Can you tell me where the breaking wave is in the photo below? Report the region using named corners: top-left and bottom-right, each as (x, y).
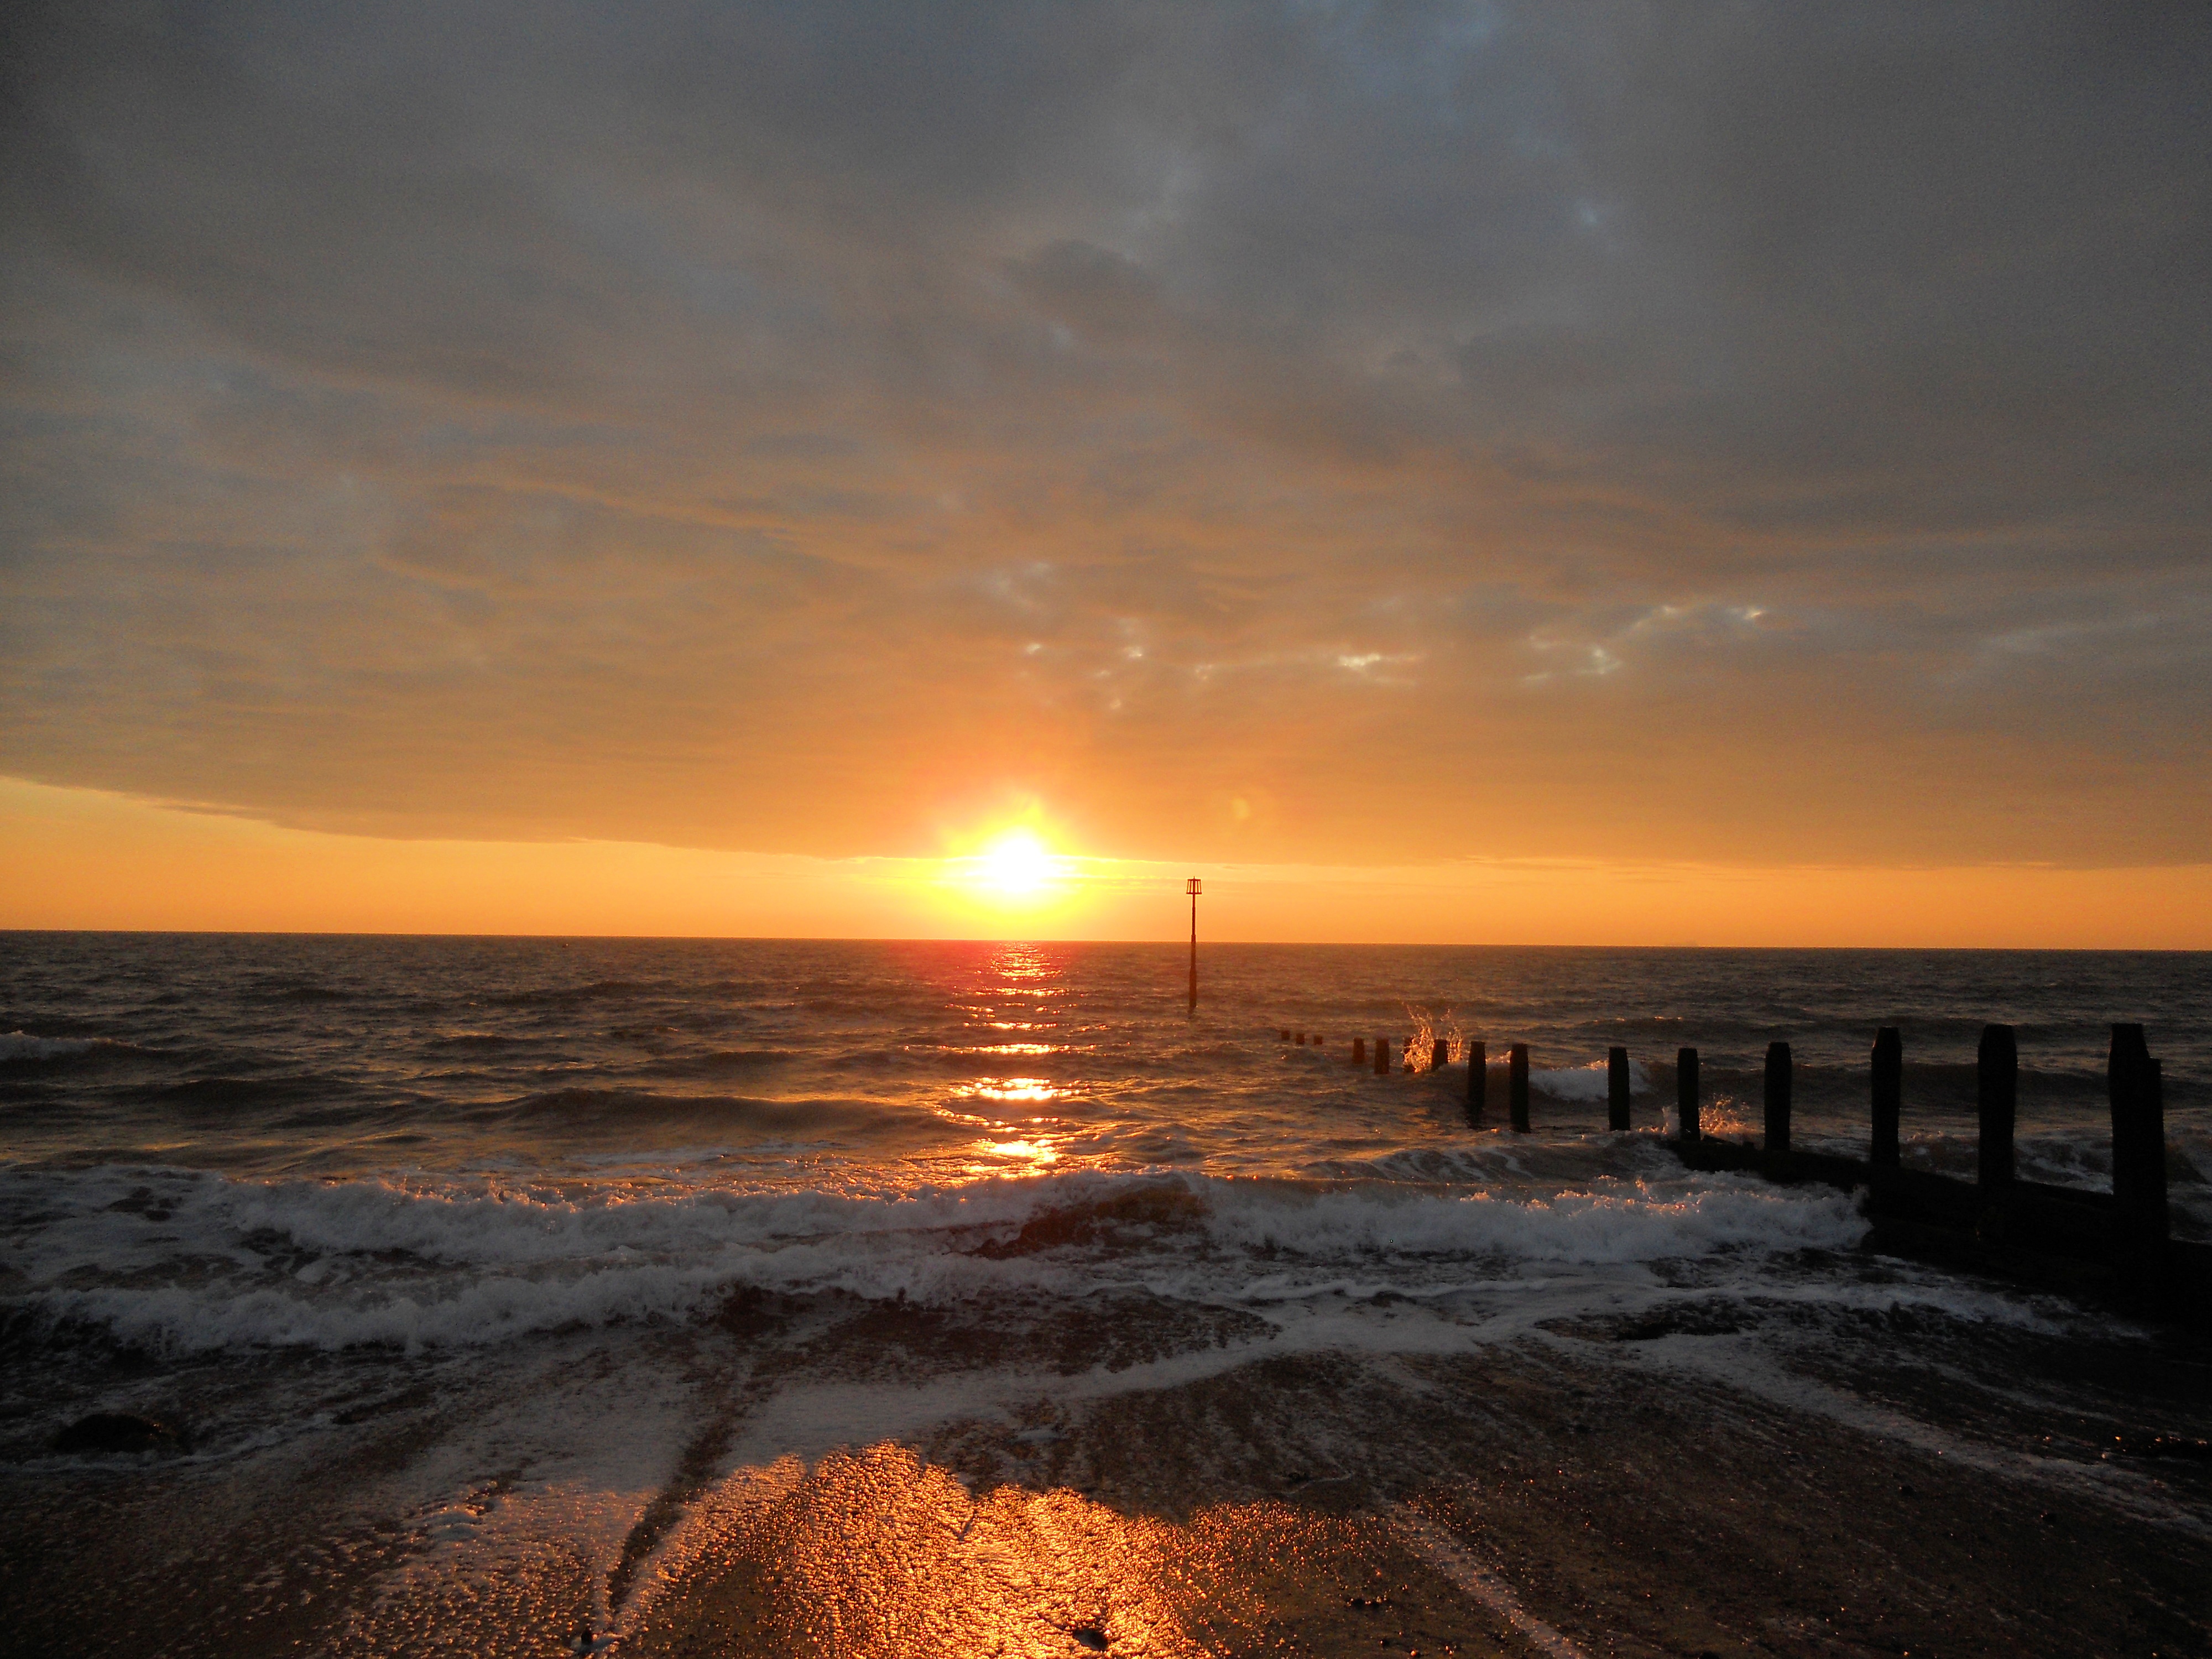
top-left (2, 1162), bottom-right (1867, 1354)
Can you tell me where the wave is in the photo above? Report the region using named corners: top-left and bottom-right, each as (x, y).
top-left (488, 979), bottom-right (662, 1009)
top-left (1, 1164), bottom-right (1869, 1354)
top-left (492, 1087), bottom-right (941, 1142)
top-left (1457, 1060), bottom-right (1652, 1102)
top-left (655, 1049), bottom-right (799, 1077)
top-left (125, 1076), bottom-right (336, 1111)
top-left (0, 1032), bottom-right (108, 1062)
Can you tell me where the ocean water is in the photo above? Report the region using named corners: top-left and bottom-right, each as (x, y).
top-left (2, 933), bottom-right (2205, 1360)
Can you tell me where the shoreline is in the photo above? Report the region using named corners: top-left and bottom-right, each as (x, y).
top-left (7, 1248), bottom-right (2209, 1657)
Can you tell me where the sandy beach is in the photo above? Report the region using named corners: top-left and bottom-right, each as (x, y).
top-left (8, 1240), bottom-right (2209, 1659)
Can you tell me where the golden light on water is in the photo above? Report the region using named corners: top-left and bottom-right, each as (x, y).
top-left (985, 1138), bottom-right (1059, 1166)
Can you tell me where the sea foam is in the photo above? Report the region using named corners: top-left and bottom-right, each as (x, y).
top-left (4, 1163), bottom-right (1868, 1354)
top-left (0, 1031), bottom-right (103, 1060)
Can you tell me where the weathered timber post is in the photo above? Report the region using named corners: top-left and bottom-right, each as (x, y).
top-left (1432, 1037), bottom-right (1448, 1073)
top-left (1607, 1046), bottom-right (1631, 1132)
top-left (1352, 1037), bottom-right (1366, 1066)
top-left (1467, 1040), bottom-right (1487, 1123)
top-left (1676, 1047), bottom-right (1700, 1140)
top-left (1509, 1043), bottom-right (1530, 1133)
top-left (1295, 1032), bottom-right (1305, 1045)
top-left (1763, 1041), bottom-right (1792, 1166)
top-left (2110, 1024), bottom-right (2168, 1244)
top-left (1871, 1026), bottom-right (1903, 1167)
top-left (1976, 1024), bottom-right (2017, 1188)
top-left (1375, 1037), bottom-right (1390, 1076)
top-left (1279, 1029), bottom-right (1290, 1042)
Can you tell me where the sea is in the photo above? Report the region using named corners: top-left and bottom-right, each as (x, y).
top-left (6, 933), bottom-right (2210, 1653)
top-left (3, 934), bottom-right (2205, 1359)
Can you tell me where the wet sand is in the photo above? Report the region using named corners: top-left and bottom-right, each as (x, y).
top-left (6, 1253), bottom-right (2210, 1657)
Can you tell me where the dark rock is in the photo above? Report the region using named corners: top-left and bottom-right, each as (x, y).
top-left (1070, 1627), bottom-right (1108, 1650)
top-left (52, 1412), bottom-right (185, 1455)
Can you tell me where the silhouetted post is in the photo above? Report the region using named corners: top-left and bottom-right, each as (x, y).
top-left (1509, 1043), bottom-right (1530, 1133)
top-left (1976, 1024), bottom-right (2017, 1188)
top-left (2110, 1024), bottom-right (2168, 1243)
top-left (1279, 1029), bottom-right (1290, 1042)
top-left (1186, 879), bottom-right (1202, 1014)
top-left (1295, 1032), bottom-right (1305, 1045)
top-left (1871, 1027), bottom-right (1903, 1167)
top-left (1763, 1042), bottom-right (1792, 1164)
top-left (1607, 1046), bottom-right (1631, 1132)
top-left (1467, 1040), bottom-right (1487, 1122)
top-left (1375, 1038), bottom-right (1390, 1076)
top-left (1676, 1047), bottom-right (1700, 1140)
top-left (1352, 1037), bottom-right (1366, 1066)
top-left (1432, 1037), bottom-right (1448, 1073)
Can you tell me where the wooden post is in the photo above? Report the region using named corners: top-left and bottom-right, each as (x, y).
top-left (1375, 1038), bottom-right (1390, 1076)
top-left (1976, 1024), bottom-right (2017, 1188)
top-left (1431, 1037), bottom-right (1448, 1073)
top-left (1295, 1032), bottom-right (1305, 1045)
top-left (1467, 1040), bottom-right (1486, 1123)
top-left (1871, 1026), bottom-right (1902, 1167)
top-left (1676, 1047), bottom-right (1700, 1140)
top-left (1352, 1037), bottom-right (1365, 1066)
top-left (1509, 1043), bottom-right (1530, 1133)
top-left (1279, 1029), bottom-right (1289, 1042)
top-left (2110, 1024), bottom-right (2167, 1243)
top-left (1763, 1041), bottom-right (1792, 1164)
top-left (1607, 1046), bottom-right (1631, 1132)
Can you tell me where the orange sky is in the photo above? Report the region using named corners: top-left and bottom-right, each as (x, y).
top-left (4, 781), bottom-right (2206, 947)
top-left (3, 8), bottom-right (2207, 945)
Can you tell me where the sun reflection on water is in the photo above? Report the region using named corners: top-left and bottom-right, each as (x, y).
top-left (985, 1138), bottom-right (1060, 1166)
top-left (957, 1078), bottom-right (1064, 1103)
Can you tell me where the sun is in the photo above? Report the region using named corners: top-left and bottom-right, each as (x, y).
top-left (973, 828), bottom-right (1058, 900)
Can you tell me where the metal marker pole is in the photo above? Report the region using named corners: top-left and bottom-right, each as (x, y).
top-left (1186, 878), bottom-right (1202, 1014)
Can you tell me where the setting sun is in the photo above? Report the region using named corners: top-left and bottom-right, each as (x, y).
top-left (966, 829), bottom-right (1062, 902)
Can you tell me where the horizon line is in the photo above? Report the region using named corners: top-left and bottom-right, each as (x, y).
top-left (3, 926), bottom-right (2204, 954)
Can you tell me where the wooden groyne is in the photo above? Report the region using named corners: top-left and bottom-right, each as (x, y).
top-left (1281, 1020), bottom-right (2206, 1323)
top-left (1667, 1021), bottom-right (2206, 1322)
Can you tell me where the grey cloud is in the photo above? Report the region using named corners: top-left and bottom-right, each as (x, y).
top-left (2, 1), bottom-right (2206, 866)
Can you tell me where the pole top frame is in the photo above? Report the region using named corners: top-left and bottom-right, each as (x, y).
top-left (1187, 878), bottom-right (1203, 895)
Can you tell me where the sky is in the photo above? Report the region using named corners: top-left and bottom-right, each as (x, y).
top-left (2, 2), bottom-right (2207, 943)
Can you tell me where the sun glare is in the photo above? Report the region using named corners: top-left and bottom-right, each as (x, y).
top-left (972, 829), bottom-right (1059, 900)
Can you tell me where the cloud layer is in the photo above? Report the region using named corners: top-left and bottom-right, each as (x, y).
top-left (4, 1), bottom-right (2207, 865)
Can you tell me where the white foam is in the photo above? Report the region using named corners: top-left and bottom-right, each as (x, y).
top-left (3, 1162), bottom-right (1870, 1355)
top-left (1203, 1175), bottom-right (1865, 1265)
top-left (1525, 1059), bottom-right (1651, 1102)
top-left (0, 1031), bottom-right (101, 1059)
